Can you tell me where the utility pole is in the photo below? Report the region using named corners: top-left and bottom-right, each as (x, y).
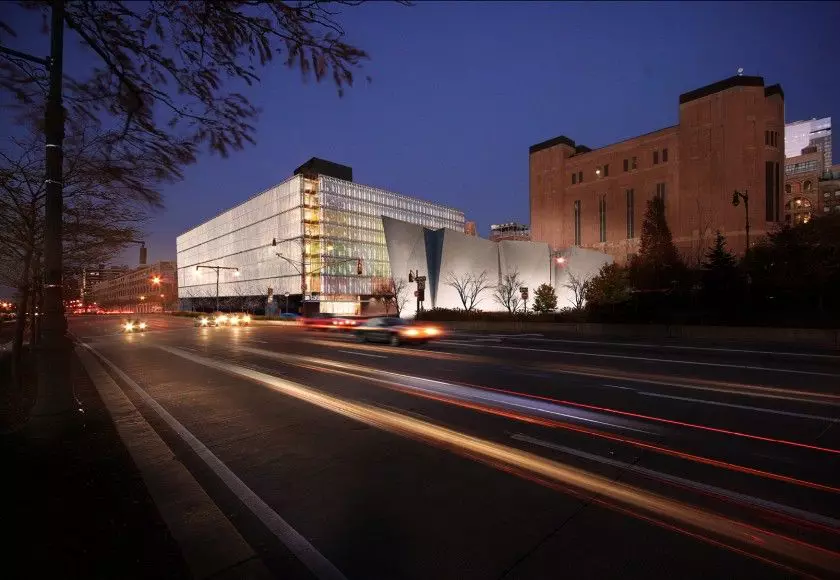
top-left (196, 265), bottom-right (239, 311)
top-left (732, 189), bottom-right (750, 253)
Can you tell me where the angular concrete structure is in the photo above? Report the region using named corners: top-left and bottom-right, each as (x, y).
top-left (382, 217), bottom-right (612, 317)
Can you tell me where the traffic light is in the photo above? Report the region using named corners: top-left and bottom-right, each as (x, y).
top-left (356, 258), bottom-right (363, 275)
top-left (417, 289), bottom-right (425, 302)
top-left (408, 270), bottom-right (414, 283)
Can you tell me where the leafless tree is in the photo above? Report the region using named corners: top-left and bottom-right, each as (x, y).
top-left (444, 270), bottom-right (492, 311)
top-left (688, 199), bottom-right (716, 267)
top-left (392, 278), bottom-right (410, 317)
top-left (564, 272), bottom-right (591, 310)
top-left (494, 270), bottom-right (524, 314)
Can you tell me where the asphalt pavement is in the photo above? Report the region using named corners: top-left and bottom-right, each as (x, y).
top-left (70, 314), bottom-right (840, 579)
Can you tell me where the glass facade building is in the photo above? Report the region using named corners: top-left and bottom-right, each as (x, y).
top-left (177, 169), bottom-right (464, 314)
top-left (785, 117), bottom-right (832, 169)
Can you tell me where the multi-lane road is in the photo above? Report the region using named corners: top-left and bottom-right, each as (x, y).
top-left (70, 314), bottom-right (840, 579)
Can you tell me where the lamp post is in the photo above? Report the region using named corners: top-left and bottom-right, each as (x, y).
top-left (549, 252), bottom-right (566, 287)
top-left (732, 189), bottom-right (750, 253)
top-left (284, 292), bottom-right (290, 314)
top-left (196, 265), bottom-right (240, 312)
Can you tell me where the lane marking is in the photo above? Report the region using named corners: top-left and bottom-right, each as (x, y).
top-left (602, 384), bottom-right (636, 391)
top-left (337, 349), bottom-right (387, 359)
top-left (512, 433), bottom-right (840, 530)
top-left (80, 342), bottom-right (347, 580)
top-left (151, 346), bottom-right (840, 574)
top-left (517, 336), bottom-right (840, 360)
top-left (637, 392), bottom-right (839, 423)
top-left (438, 340), bottom-right (840, 378)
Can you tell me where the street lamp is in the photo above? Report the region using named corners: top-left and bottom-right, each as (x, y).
top-left (732, 189), bottom-right (750, 252)
top-left (549, 252), bottom-right (567, 287)
top-left (151, 276), bottom-right (161, 286)
top-left (284, 291), bottom-right (290, 314)
top-left (196, 265), bottom-right (240, 312)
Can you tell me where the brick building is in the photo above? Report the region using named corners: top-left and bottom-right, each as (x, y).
top-left (530, 75), bottom-right (785, 263)
top-left (91, 261), bottom-right (177, 313)
top-left (489, 222), bottom-right (531, 242)
top-left (783, 147), bottom-right (823, 224)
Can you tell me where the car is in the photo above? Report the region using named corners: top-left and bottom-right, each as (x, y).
top-left (354, 317), bottom-right (443, 346)
top-left (228, 313), bottom-right (252, 326)
top-left (301, 313), bottom-right (337, 331)
top-left (277, 312), bottom-right (300, 322)
top-left (121, 318), bottom-right (147, 333)
top-left (194, 312), bottom-right (237, 327)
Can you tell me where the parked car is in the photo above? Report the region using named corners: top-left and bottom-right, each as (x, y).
top-left (354, 317), bottom-right (442, 346)
top-left (277, 312), bottom-right (300, 321)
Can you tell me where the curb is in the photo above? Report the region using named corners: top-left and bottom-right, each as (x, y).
top-left (76, 345), bottom-right (273, 580)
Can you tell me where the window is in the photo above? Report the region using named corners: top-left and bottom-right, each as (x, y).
top-left (572, 173), bottom-right (577, 185)
top-left (573, 200), bottom-right (581, 246)
top-left (662, 148), bottom-right (668, 162)
top-left (803, 180), bottom-right (812, 191)
top-left (626, 189), bottom-right (635, 239)
top-left (765, 161), bottom-right (775, 221)
top-left (765, 130), bottom-right (770, 146)
top-left (655, 182), bottom-right (666, 204)
top-left (653, 150), bottom-right (659, 165)
top-left (598, 195), bottom-right (607, 243)
top-left (785, 183), bottom-right (791, 194)
top-left (578, 171), bottom-right (583, 183)
top-left (623, 159), bottom-right (629, 172)
top-left (631, 156), bottom-right (638, 170)
top-left (604, 164), bottom-right (609, 177)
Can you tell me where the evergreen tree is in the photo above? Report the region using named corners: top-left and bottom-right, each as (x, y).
top-left (584, 263), bottom-right (631, 306)
top-left (532, 283), bottom-right (558, 313)
top-left (700, 231), bottom-right (740, 313)
top-left (630, 196), bottom-right (684, 290)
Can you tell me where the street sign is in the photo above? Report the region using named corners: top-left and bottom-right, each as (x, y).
top-left (520, 286), bottom-right (529, 300)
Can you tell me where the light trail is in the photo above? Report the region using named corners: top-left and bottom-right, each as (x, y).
top-left (158, 345), bottom-right (840, 576)
top-left (230, 345), bottom-right (840, 493)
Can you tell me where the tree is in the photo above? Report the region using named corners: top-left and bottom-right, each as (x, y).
top-left (391, 277), bottom-right (410, 317)
top-left (2, 1), bottom-right (371, 178)
top-left (563, 272), bottom-right (590, 310)
top-left (444, 270), bottom-right (492, 311)
top-left (699, 231), bottom-right (741, 317)
top-left (494, 270), bottom-right (524, 314)
top-left (532, 283), bottom-right (557, 313)
top-left (585, 263), bottom-right (631, 307)
top-left (629, 195), bottom-right (684, 290)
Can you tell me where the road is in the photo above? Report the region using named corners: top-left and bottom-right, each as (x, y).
top-left (70, 314), bottom-right (840, 579)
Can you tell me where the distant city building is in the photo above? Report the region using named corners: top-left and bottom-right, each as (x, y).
top-left (464, 221), bottom-right (477, 236)
top-left (530, 74), bottom-right (785, 261)
top-left (489, 222), bottom-right (531, 242)
top-left (91, 261), bottom-right (177, 313)
top-left (176, 158), bottom-right (464, 316)
top-left (819, 164), bottom-right (840, 216)
top-left (81, 264), bottom-right (128, 304)
top-left (785, 117), bottom-right (832, 169)
top-left (784, 147), bottom-right (824, 224)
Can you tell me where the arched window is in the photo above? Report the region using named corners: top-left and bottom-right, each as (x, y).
top-left (784, 183), bottom-right (791, 194)
top-left (786, 196), bottom-right (812, 224)
top-left (803, 180), bottom-right (812, 191)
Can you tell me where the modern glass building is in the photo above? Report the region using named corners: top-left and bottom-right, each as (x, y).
top-left (176, 158), bottom-right (464, 314)
top-left (785, 117), bottom-right (832, 169)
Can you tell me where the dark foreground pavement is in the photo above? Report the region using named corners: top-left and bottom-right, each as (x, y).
top-left (11, 314), bottom-right (840, 579)
top-left (2, 351), bottom-right (190, 579)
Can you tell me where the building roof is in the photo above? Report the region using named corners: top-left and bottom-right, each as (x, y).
top-left (529, 135), bottom-right (577, 155)
top-left (293, 157), bottom-right (353, 182)
top-left (679, 74), bottom-right (777, 105)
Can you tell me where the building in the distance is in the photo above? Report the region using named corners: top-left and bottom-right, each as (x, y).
top-left (91, 261), bottom-right (177, 313)
top-left (80, 264), bottom-right (128, 305)
top-left (489, 222), bottom-right (531, 242)
top-left (784, 146), bottom-right (823, 224)
top-left (176, 158), bottom-right (465, 315)
top-left (464, 221), bottom-right (477, 236)
top-left (530, 74), bottom-right (785, 262)
top-left (785, 117), bottom-right (832, 170)
top-left (819, 164), bottom-right (840, 216)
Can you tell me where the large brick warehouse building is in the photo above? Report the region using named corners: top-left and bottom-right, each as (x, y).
top-left (529, 75), bottom-right (785, 264)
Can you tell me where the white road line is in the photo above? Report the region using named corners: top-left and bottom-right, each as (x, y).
top-left (250, 339), bottom-right (269, 344)
top-left (512, 433), bottom-right (840, 530)
top-left (637, 391), bottom-right (839, 422)
top-left (519, 337), bottom-right (840, 360)
top-left (438, 340), bottom-right (840, 377)
top-left (337, 349), bottom-right (387, 359)
top-left (80, 342), bottom-right (347, 580)
top-left (602, 384), bottom-right (636, 391)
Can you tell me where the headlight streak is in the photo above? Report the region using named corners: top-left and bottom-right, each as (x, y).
top-left (157, 345), bottom-right (840, 576)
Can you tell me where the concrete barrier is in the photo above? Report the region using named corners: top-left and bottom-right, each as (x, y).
top-left (440, 321), bottom-right (840, 348)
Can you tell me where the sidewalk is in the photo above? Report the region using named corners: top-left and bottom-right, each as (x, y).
top-left (2, 352), bottom-right (190, 579)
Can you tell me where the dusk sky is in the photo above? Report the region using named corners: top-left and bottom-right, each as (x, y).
top-left (4, 1), bottom-right (840, 272)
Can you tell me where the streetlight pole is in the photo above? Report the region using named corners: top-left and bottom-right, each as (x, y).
top-left (549, 252), bottom-right (566, 287)
top-left (196, 265), bottom-right (239, 312)
top-left (732, 189), bottom-right (750, 253)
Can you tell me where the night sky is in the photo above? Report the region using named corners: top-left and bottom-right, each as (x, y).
top-left (2, 1), bottom-right (839, 284)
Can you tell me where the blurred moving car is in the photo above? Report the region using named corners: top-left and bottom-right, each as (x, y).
top-left (354, 317), bottom-right (442, 346)
top-left (301, 313), bottom-right (337, 330)
top-left (278, 313), bottom-right (300, 322)
top-left (229, 313), bottom-right (252, 326)
top-left (121, 319), bottom-right (147, 333)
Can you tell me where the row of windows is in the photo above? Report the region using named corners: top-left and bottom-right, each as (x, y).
top-left (571, 149), bottom-right (668, 186)
top-left (765, 130), bottom-right (780, 148)
top-left (573, 184), bottom-right (664, 245)
top-left (785, 160), bottom-right (819, 175)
